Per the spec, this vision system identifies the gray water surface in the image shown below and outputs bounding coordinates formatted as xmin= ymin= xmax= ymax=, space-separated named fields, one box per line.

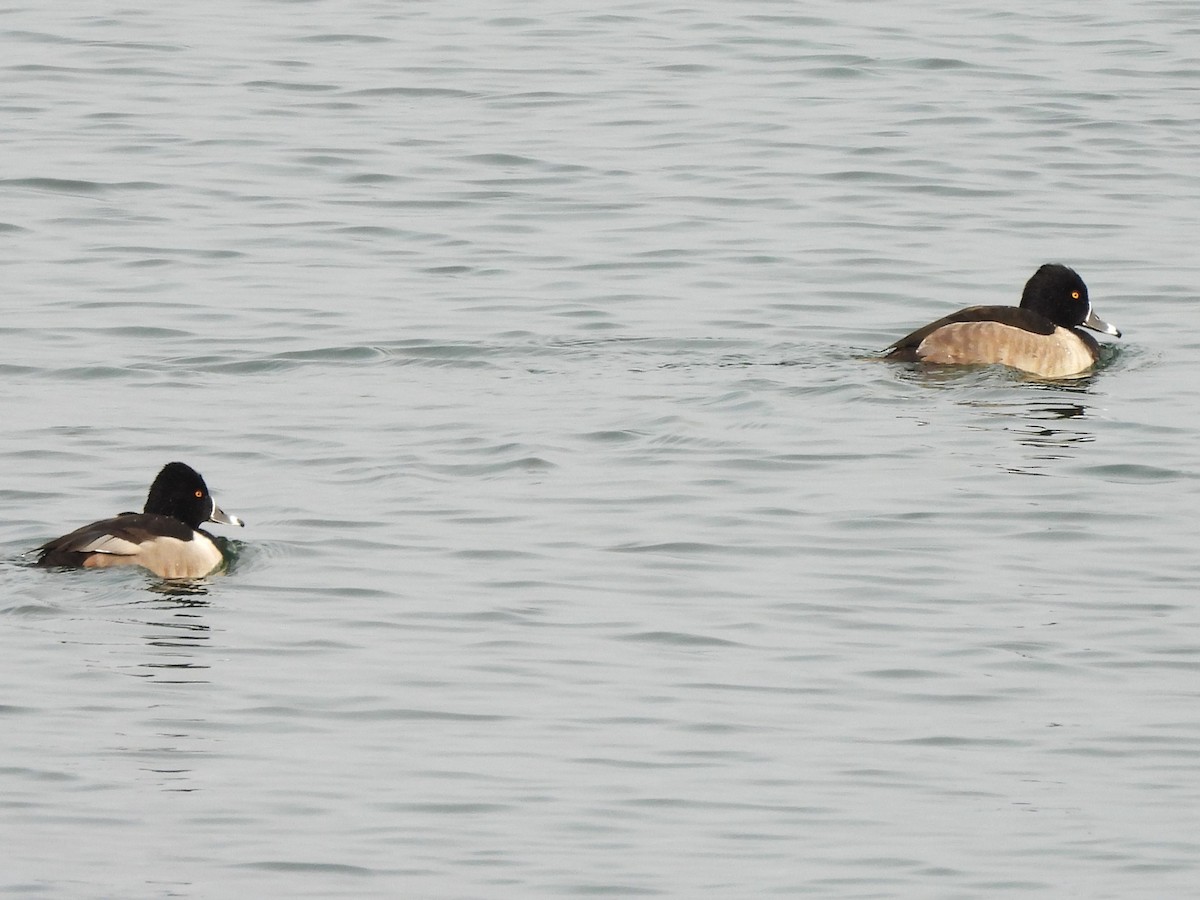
xmin=3 ymin=2 xmax=1200 ymax=898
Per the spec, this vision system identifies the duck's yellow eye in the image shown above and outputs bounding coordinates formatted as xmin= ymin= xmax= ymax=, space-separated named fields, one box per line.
xmin=195 ymin=490 xmax=203 ymax=498
xmin=1071 ymin=291 xmax=1080 ymax=300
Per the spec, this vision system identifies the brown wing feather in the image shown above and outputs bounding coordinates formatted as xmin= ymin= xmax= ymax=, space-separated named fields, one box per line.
xmin=884 ymin=305 xmax=1056 ymax=360
xmin=36 ymin=513 xmax=194 ymax=567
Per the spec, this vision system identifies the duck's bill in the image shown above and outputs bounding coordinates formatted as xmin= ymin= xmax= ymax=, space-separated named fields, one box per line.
xmin=1082 ymin=308 xmax=1121 ymax=338
xmin=209 ymin=502 xmax=245 ymax=528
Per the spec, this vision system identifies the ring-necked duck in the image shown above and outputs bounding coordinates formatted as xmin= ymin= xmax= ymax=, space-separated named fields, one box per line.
xmin=35 ymin=461 xmax=244 ymax=579
xmin=883 ymin=264 xmax=1121 ymax=378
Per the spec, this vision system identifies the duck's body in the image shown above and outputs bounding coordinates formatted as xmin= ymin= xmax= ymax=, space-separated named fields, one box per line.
xmin=883 ymin=265 xmax=1120 ymax=378
xmin=35 ymin=462 xmax=243 ymax=580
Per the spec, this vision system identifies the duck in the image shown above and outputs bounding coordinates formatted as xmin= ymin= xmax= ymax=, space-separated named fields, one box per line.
xmin=35 ymin=462 xmax=244 ymax=579
xmin=882 ymin=264 xmax=1121 ymax=378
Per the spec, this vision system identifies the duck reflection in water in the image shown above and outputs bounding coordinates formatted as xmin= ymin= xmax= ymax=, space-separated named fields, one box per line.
xmin=1007 ymin=401 xmax=1095 ymax=472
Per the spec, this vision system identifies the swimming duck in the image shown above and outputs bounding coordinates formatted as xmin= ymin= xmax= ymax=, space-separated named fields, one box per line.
xmin=35 ymin=461 xmax=244 ymax=579
xmin=883 ymin=264 xmax=1121 ymax=378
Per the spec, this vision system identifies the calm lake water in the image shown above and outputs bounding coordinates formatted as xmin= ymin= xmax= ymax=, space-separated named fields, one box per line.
xmin=3 ymin=2 xmax=1200 ymax=897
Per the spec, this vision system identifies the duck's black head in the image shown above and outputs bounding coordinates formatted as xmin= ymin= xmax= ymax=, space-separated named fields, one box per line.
xmin=1019 ymin=264 xmax=1121 ymax=337
xmin=144 ymin=462 xmax=243 ymax=530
